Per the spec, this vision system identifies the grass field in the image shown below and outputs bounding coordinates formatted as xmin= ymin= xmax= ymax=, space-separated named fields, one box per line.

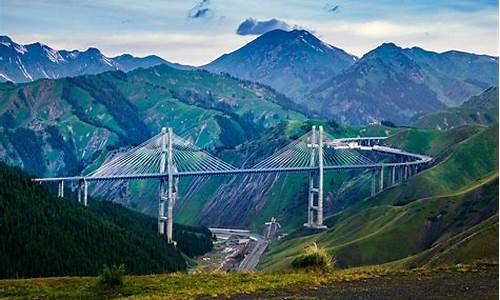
xmin=0 ymin=262 xmax=496 ymax=299
xmin=259 ymin=124 xmax=498 ymax=270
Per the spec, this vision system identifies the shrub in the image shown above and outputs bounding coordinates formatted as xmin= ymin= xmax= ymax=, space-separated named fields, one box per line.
xmin=99 ymin=264 xmax=126 ymax=287
xmin=291 ymin=243 xmax=333 ymax=269
xmin=381 ymin=120 xmax=396 ymax=128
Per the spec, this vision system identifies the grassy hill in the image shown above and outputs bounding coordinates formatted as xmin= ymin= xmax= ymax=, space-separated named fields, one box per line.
xmin=0 ymin=64 xmax=304 ymax=178
xmin=174 ymin=120 xmax=402 ymax=231
xmin=0 ymin=263 xmax=496 ymax=299
xmin=260 ymin=124 xmax=498 ymax=270
xmin=0 ymin=163 xmax=212 ymax=279
xmin=412 ymin=87 xmax=498 ymax=130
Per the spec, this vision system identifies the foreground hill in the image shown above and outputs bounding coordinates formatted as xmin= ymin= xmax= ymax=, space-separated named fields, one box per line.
xmin=0 ymin=64 xmax=303 ymax=178
xmin=413 ymin=87 xmax=499 ymax=130
xmin=260 ymin=124 xmax=498 ymax=270
xmin=0 ymin=263 xmax=496 ymax=299
xmin=0 ymin=35 xmax=191 ymax=83
xmin=0 ymin=163 xmax=212 ymax=279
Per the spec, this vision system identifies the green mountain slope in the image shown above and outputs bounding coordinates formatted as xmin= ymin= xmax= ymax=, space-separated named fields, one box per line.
xmin=260 ymin=124 xmax=498 ymax=270
xmin=390 ymin=212 xmax=498 ymax=268
xmin=310 ymin=43 xmax=498 ymax=125
xmin=0 ymin=64 xmax=304 ymax=177
xmin=0 ymin=163 xmax=212 ymax=279
xmin=174 ymin=120 xmax=402 ymax=231
xmin=412 ymin=87 xmax=499 ymax=130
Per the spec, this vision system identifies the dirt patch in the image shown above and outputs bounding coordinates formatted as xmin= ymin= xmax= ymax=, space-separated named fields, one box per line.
xmin=207 ymin=269 xmax=498 ymax=299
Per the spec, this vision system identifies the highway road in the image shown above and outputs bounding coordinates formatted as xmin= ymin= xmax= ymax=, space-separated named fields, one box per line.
xmin=238 ymin=238 xmax=269 ymax=271
xmin=209 ymin=228 xmax=268 ymax=272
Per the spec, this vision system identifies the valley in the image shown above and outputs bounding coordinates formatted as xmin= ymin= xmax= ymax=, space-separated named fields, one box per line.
xmin=0 ymin=10 xmax=498 ymax=299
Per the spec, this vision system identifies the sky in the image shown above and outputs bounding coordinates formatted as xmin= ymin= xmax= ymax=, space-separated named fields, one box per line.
xmin=0 ymin=0 xmax=498 ymax=66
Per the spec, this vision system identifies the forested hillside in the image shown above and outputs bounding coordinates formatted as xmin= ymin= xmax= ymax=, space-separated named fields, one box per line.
xmin=0 ymin=163 xmax=212 ymax=279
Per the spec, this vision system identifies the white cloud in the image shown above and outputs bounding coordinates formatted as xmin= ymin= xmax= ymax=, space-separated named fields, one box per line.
xmin=3 ymin=1 xmax=497 ymax=65
xmin=293 ymin=10 xmax=498 ymax=57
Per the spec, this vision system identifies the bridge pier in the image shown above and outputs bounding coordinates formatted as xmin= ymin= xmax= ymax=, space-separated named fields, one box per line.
xmin=380 ymin=166 xmax=384 ymax=191
xmin=304 ymin=125 xmax=326 ymax=229
xmin=76 ymin=179 xmax=88 ymax=207
xmin=57 ymin=180 xmax=64 ymax=198
xmin=77 ymin=180 xmax=82 ymax=204
xmin=83 ymin=179 xmax=88 ymax=207
xmin=391 ymin=166 xmax=396 ymax=185
xmin=371 ymin=168 xmax=376 ymax=197
xmin=307 ymin=126 xmax=316 ymax=226
xmin=158 ymin=127 xmax=176 ymax=244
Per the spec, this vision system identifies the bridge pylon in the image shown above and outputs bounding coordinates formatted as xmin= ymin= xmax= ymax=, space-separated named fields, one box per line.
xmin=159 ymin=127 xmax=176 ymax=244
xmin=304 ymin=125 xmax=327 ymax=230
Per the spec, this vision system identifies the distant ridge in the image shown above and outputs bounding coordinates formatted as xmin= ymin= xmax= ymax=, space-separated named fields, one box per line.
xmin=0 ymin=35 xmax=193 ymax=83
xmin=202 ymin=30 xmax=498 ymax=125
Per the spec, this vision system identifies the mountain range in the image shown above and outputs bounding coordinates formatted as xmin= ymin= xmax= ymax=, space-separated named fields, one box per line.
xmin=203 ymin=29 xmax=498 ymax=124
xmin=310 ymin=43 xmax=498 ymax=124
xmin=0 ymin=35 xmax=190 ymax=83
xmin=1 ymin=32 xmax=497 ymax=125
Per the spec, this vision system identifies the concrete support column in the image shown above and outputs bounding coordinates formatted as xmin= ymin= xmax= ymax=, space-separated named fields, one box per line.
xmin=83 ymin=179 xmax=88 ymax=207
xmin=379 ymin=167 xmax=384 ymax=191
xmin=158 ymin=127 xmax=167 ymax=235
xmin=307 ymin=126 xmax=316 ymax=226
xmin=304 ymin=126 xmax=326 ymax=229
xmin=77 ymin=180 xmax=82 ymax=204
xmin=166 ymin=128 xmax=175 ymax=244
xmin=58 ymin=180 xmax=64 ymax=198
xmin=391 ymin=166 xmax=396 ymax=185
xmin=371 ymin=169 xmax=376 ymax=197
xmin=317 ymin=125 xmax=324 ymax=226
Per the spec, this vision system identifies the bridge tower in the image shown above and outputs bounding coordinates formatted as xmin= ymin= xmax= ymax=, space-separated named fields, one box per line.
xmin=159 ymin=127 xmax=176 ymax=244
xmin=304 ymin=125 xmax=327 ymax=229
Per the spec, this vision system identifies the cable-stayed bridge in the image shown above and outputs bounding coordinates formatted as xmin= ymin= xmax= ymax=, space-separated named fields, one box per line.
xmin=34 ymin=126 xmax=432 ymax=243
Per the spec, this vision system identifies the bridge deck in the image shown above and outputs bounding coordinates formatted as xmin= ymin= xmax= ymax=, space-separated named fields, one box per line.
xmin=33 ymin=144 xmax=432 ymax=183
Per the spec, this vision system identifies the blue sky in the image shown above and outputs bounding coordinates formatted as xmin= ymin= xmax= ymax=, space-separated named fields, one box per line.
xmin=0 ymin=0 xmax=498 ymax=65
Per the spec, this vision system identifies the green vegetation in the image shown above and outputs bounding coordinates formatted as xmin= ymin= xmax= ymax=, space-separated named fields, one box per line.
xmin=0 ymin=263 xmax=495 ymax=299
xmin=412 ymin=87 xmax=498 ymax=130
xmin=0 ymin=64 xmax=305 ymax=177
xmin=175 ymin=120 xmax=402 ymax=231
xmin=0 ymin=163 xmax=212 ymax=279
xmin=291 ymin=243 xmax=333 ymax=269
xmin=99 ymin=264 xmax=125 ymax=287
xmin=260 ymin=124 xmax=498 ymax=270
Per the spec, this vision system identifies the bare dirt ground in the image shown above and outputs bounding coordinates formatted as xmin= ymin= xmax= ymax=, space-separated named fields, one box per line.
xmin=208 ymin=268 xmax=498 ymax=300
